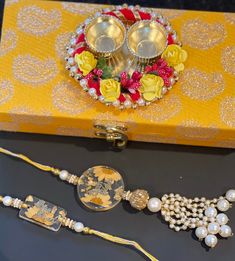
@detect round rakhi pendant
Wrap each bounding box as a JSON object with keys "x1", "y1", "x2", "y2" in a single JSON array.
[{"x1": 77, "y1": 166, "x2": 125, "y2": 211}]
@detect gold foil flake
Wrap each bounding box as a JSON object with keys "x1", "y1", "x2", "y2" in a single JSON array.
[
  {"x1": 221, "y1": 46, "x2": 235, "y2": 75},
  {"x1": 55, "y1": 32, "x2": 72, "y2": 60},
  {"x1": 176, "y1": 120, "x2": 219, "y2": 140},
  {"x1": 62, "y1": 3, "x2": 103, "y2": 15},
  {"x1": 52, "y1": 81, "x2": 94, "y2": 115},
  {"x1": 136, "y1": 94, "x2": 182, "y2": 122},
  {"x1": 0, "y1": 29, "x2": 18, "y2": 57},
  {"x1": 0, "y1": 79, "x2": 14, "y2": 105},
  {"x1": 182, "y1": 19, "x2": 226, "y2": 49},
  {"x1": 224, "y1": 13, "x2": 235, "y2": 25},
  {"x1": 180, "y1": 68, "x2": 224, "y2": 100},
  {"x1": 154, "y1": 8, "x2": 185, "y2": 20},
  {"x1": 17, "y1": 6, "x2": 62, "y2": 36},
  {"x1": 13, "y1": 55, "x2": 58, "y2": 85},
  {"x1": 220, "y1": 97, "x2": 235, "y2": 127},
  {"x1": 77, "y1": 166, "x2": 124, "y2": 211}
]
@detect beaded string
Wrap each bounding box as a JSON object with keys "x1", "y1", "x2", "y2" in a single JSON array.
[{"x1": 0, "y1": 194, "x2": 158, "y2": 261}]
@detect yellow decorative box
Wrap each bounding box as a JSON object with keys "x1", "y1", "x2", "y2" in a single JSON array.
[{"x1": 0, "y1": 0, "x2": 235, "y2": 148}]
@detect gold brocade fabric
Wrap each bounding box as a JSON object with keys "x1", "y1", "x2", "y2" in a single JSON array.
[{"x1": 0, "y1": 0, "x2": 235, "y2": 148}]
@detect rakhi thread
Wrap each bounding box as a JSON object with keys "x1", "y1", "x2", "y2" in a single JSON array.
[
  {"x1": 0, "y1": 194, "x2": 157, "y2": 261},
  {"x1": 0, "y1": 146, "x2": 234, "y2": 248}
]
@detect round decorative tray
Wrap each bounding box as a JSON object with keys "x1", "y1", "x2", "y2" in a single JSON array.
[{"x1": 65, "y1": 4, "x2": 187, "y2": 109}]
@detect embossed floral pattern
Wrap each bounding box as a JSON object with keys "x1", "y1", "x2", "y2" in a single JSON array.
[
  {"x1": 180, "y1": 68, "x2": 224, "y2": 100},
  {"x1": 182, "y1": 19, "x2": 226, "y2": 49},
  {"x1": 13, "y1": 55, "x2": 58, "y2": 85},
  {"x1": 17, "y1": 6, "x2": 61, "y2": 36}
]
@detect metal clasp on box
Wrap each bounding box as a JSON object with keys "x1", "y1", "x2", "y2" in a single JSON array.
[{"x1": 94, "y1": 124, "x2": 128, "y2": 149}]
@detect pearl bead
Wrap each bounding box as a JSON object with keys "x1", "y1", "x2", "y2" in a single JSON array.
[
  {"x1": 205, "y1": 207, "x2": 217, "y2": 218},
  {"x1": 217, "y1": 199, "x2": 230, "y2": 212},
  {"x1": 219, "y1": 225, "x2": 232, "y2": 238},
  {"x1": 112, "y1": 100, "x2": 120, "y2": 107},
  {"x1": 3, "y1": 196, "x2": 13, "y2": 206},
  {"x1": 216, "y1": 213, "x2": 229, "y2": 225},
  {"x1": 70, "y1": 38, "x2": 77, "y2": 46},
  {"x1": 147, "y1": 198, "x2": 162, "y2": 213},
  {"x1": 162, "y1": 86, "x2": 167, "y2": 94},
  {"x1": 80, "y1": 79, "x2": 88, "y2": 88},
  {"x1": 205, "y1": 235, "x2": 218, "y2": 248},
  {"x1": 207, "y1": 222, "x2": 220, "y2": 234},
  {"x1": 225, "y1": 189, "x2": 235, "y2": 202},
  {"x1": 59, "y1": 170, "x2": 69, "y2": 180},
  {"x1": 74, "y1": 222, "x2": 84, "y2": 233},
  {"x1": 195, "y1": 227, "x2": 208, "y2": 239},
  {"x1": 67, "y1": 48, "x2": 74, "y2": 56},
  {"x1": 70, "y1": 66, "x2": 77, "y2": 73},
  {"x1": 88, "y1": 88, "x2": 96, "y2": 96},
  {"x1": 124, "y1": 100, "x2": 132, "y2": 108},
  {"x1": 137, "y1": 98, "x2": 145, "y2": 106},
  {"x1": 76, "y1": 27, "x2": 83, "y2": 35},
  {"x1": 68, "y1": 57, "x2": 75, "y2": 65}
]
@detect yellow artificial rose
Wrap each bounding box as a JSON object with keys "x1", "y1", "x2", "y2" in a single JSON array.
[
  {"x1": 75, "y1": 51, "x2": 97, "y2": 76},
  {"x1": 100, "y1": 79, "x2": 121, "y2": 103},
  {"x1": 140, "y1": 74, "x2": 164, "y2": 101},
  {"x1": 161, "y1": 44, "x2": 188, "y2": 72}
]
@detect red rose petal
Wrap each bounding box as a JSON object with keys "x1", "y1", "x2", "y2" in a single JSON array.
[
  {"x1": 118, "y1": 94, "x2": 126, "y2": 103},
  {"x1": 138, "y1": 10, "x2": 151, "y2": 20},
  {"x1": 73, "y1": 47, "x2": 86, "y2": 57},
  {"x1": 167, "y1": 34, "x2": 174, "y2": 45},
  {"x1": 119, "y1": 8, "x2": 136, "y2": 22},
  {"x1": 130, "y1": 91, "x2": 140, "y2": 101},
  {"x1": 76, "y1": 33, "x2": 85, "y2": 44}
]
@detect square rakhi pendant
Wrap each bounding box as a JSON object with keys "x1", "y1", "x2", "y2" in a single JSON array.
[{"x1": 19, "y1": 195, "x2": 67, "y2": 232}]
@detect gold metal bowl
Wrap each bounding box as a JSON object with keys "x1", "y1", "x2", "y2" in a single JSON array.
[
  {"x1": 84, "y1": 15, "x2": 126, "y2": 57},
  {"x1": 127, "y1": 20, "x2": 168, "y2": 62}
]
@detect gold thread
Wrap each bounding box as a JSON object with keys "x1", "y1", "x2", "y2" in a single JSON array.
[{"x1": 83, "y1": 227, "x2": 158, "y2": 261}]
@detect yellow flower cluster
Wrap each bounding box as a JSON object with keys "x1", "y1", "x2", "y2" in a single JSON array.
[
  {"x1": 161, "y1": 44, "x2": 188, "y2": 72},
  {"x1": 100, "y1": 79, "x2": 121, "y2": 102},
  {"x1": 140, "y1": 74, "x2": 164, "y2": 101},
  {"x1": 75, "y1": 51, "x2": 97, "y2": 76}
]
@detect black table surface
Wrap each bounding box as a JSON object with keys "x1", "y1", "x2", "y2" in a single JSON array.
[{"x1": 0, "y1": 1, "x2": 235, "y2": 261}]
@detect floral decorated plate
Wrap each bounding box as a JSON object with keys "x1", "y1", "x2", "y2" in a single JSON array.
[{"x1": 65, "y1": 4, "x2": 187, "y2": 109}]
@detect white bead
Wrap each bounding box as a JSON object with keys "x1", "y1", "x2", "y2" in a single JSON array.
[
  {"x1": 207, "y1": 222, "x2": 220, "y2": 235},
  {"x1": 205, "y1": 207, "x2": 217, "y2": 218},
  {"x1": 68, "y1": 57, "x2": 75, "y2": 65},
  {"x1": 84, "y1": 18, "x2": 91, "y2": 25},
  {"x1": 170, "y1": 78, "x2": 175, "y2": 85},
  {"x1": 225, "y1": 189, "x2": 235, "y2": 202},
  {"x1": 80, "y1": 79, "x2": 88, "y2": 88},
  {"x1": 219, "y1": 225, "x2": 232, "y2": 238},
  {"x1": 74, "y1": 222, "x2": 84, "y2": 233},
  {"x1": 147, "y1": 198, "x2": 162, "y2": 213},
  {"x1": 70, "y1": 38, "x2": 77, "y2": 46},
  {"x1": 217, "y1": 199, "x2": 230, "y2": 212},
  {"x1": 137, "y1": 98, "x2": 145, "y2": 106},
  {"x1": 162, "y1": 86, "x2": 167, "y2": 95},
  {"x1": 99, "y1": 96, "x2": 105, "y2": 103},
  {"x1": 195, "y1": 227, "x2": 208, "y2": 239},
  {"x1": 3, "y1": 196, "x2": 13, "y2": 206},
  {"x1": 76, "y1": 27, "x2": 83, "y2": 35},
  {"x1": 124, "y1": 100, "x2": 132, "y2": 108},
  {"x1": 205, "y1": 235, "x2": 218, "y2": 248},
  {"x1": 216, "y1": 213, "x2": 229, "y2": 225},
  {"x1": 67, "y1": 48, "x2": 74, "y2": 56},
  {"x1": 112, "y1": 100, "x2": 120, "y2": 107},
  {"x1": 59, "y1": 170, "x2": 69, "y2": 180},
  {"x1": 88, "y1": 88, "x2": 96, "y2": 96},
  {"x1": 70, "y1": 66, "x2": 77, "y2": 73}
]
